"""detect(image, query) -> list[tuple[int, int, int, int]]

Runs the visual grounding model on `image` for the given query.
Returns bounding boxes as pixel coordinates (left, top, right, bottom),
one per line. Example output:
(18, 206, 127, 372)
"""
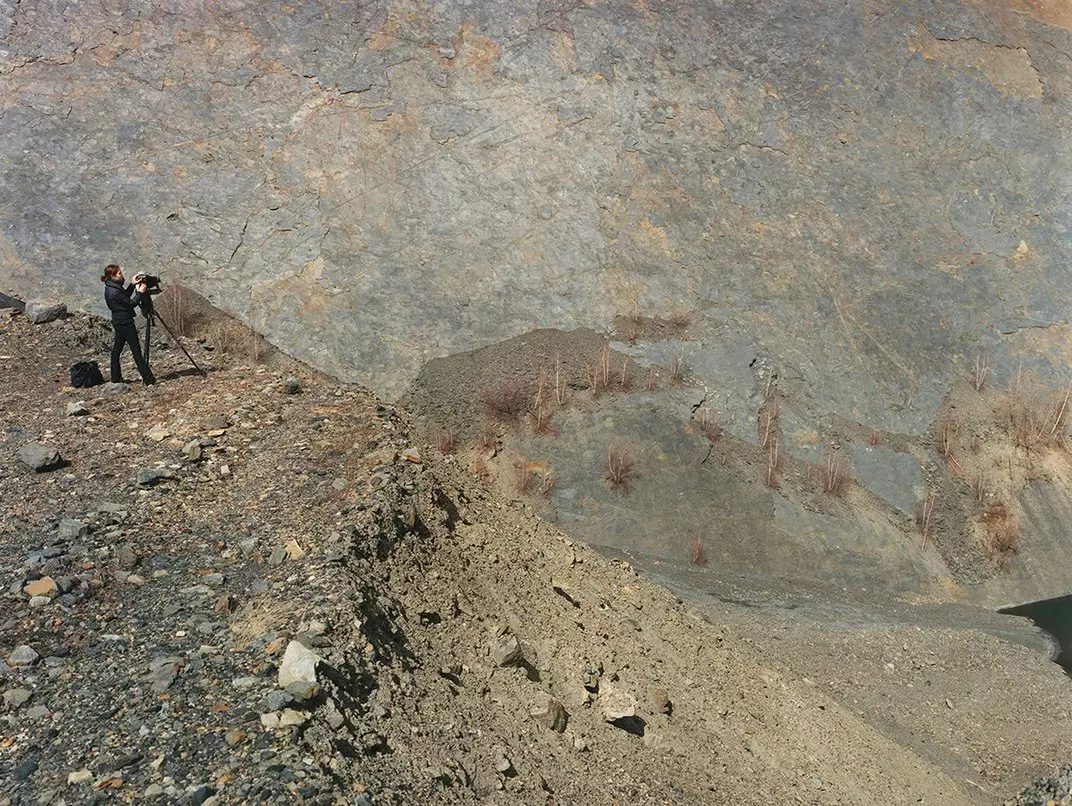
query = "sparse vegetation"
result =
(688, 536, 708, 566)
(815, 447, 851, 497)
(604, 446, 636, 493)
(983, 501, 1019, 568)
(973, 352, 991, 392)
(210, 318, 268, 363)
(936, 408, 962, 474)
(430, 424, 458, 454)
(669, 307, 693, 330)
(994, 372, 1072, 453)
(669, 354, 686, 386)
(693, 404, 723, 443)
(759, 379, 782, 488)
(516, 462, 555, 498)
(482, 380, 532, 423)
(154, 281, 195, 336)
(915, 493, 936, 549)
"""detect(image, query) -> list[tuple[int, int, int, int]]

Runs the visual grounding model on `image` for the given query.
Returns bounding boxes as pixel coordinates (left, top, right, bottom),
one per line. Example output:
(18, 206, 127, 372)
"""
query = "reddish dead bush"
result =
(693, 405, 723, 443)
(688, 536, 708, 566)
(604, 446, 636, 494)
(429, 424, 458, 454)
(983, 502, 1020, 569)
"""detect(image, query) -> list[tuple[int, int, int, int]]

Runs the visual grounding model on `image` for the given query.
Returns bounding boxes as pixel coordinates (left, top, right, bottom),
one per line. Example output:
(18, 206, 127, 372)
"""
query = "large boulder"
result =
(24, 301, 66, 324)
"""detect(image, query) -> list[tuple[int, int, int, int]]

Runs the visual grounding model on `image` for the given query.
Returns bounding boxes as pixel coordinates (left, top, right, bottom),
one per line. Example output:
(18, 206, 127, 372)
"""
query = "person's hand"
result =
(135, 282, 148, 294)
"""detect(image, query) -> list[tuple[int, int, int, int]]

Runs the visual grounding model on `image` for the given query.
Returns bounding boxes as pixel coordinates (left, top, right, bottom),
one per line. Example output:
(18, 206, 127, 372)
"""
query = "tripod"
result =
(141, 294, 207, 378)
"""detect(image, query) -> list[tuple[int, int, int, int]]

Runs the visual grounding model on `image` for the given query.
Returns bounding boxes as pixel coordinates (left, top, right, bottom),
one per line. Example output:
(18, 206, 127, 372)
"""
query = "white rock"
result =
(278, 640, 320, 689)
(67, 769, 93, 785)
(599, 683, 637, 722)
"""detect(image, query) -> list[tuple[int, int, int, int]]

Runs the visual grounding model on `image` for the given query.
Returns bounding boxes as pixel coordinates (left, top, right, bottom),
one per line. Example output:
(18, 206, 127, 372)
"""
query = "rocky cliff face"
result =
(5, 0, 1072, 606)
(3, 0, 1070, 406)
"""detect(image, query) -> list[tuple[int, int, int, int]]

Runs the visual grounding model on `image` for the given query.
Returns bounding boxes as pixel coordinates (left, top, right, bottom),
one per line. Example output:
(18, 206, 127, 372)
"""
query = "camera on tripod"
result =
(133, 272, 163, 295)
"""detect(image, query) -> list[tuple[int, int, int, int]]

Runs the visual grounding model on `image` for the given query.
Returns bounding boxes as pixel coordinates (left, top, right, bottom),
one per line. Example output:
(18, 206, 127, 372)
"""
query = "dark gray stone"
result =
(18, 443, 64, 472)
(24, 301, 65, 324)
(137, 468, 176, 487)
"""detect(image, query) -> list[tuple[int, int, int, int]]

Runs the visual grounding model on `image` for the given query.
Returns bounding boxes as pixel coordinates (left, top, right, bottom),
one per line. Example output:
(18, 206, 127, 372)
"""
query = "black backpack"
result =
(70, 361, 104, 388)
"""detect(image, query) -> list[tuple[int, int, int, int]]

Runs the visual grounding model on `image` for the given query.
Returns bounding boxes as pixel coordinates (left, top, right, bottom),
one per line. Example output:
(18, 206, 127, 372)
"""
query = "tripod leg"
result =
(144, 314, 152, 368)
(152, 310, 207, 376)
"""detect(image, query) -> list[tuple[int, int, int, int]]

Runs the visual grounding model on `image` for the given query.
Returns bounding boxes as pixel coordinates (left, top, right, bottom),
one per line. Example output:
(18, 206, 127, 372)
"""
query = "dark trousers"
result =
(110, 321, 153, 383)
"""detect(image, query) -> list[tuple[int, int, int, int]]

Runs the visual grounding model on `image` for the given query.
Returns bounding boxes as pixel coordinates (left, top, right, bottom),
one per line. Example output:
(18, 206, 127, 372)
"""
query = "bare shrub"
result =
(983, 502, 1019, 568)
(688, 536, 708, 566)
(970, 472, 992, 505)
(644, 367, 658, 391)
(995, 378, 1072, 452)
(764, 434, 782, 488)
(669, 355, 685, 386)
(618, 356, 631, 391)
(530, 371, 558, 436)
(815, 447, 851, 497)
(154, 282, 195, 336)
(693, 405, 723, 443)
(758, 380, 782, 488)
(478, 421, 500, 454)
(553, 355, 568, 406)
(973, 352, 991, 392)
(482, 380, 532, 423)
(604, 446, 636, 493)
(936, 409, 962, 474)
(429, 424, 458, 454)
(469, 455, 490, 480)
(915, 493, 936, 549)
(517, 462, 555, 498)
(669, 307, 693, 330)
(210, 320, 268, 362)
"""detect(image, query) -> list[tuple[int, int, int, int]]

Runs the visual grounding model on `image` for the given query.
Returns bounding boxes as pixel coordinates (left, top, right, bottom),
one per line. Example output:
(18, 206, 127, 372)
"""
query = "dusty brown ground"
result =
(0, 308, 1069, 805)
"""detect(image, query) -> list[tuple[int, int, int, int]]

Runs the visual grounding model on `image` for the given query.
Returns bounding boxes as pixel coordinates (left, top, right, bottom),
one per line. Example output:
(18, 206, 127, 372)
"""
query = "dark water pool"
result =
(1000, 595, 1072, 676)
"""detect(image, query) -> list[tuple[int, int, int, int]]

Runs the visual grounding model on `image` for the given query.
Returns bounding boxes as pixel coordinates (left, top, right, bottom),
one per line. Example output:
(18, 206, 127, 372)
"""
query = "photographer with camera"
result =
(101, 263, 156, 386)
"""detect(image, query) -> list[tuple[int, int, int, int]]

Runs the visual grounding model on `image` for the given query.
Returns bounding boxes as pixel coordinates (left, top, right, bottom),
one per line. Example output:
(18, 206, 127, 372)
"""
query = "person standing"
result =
(101, 263, 156, 385)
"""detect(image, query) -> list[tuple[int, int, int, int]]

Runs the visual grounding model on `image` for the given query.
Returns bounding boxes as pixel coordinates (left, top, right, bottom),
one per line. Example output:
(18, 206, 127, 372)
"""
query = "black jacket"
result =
(104, 279, 143, 326)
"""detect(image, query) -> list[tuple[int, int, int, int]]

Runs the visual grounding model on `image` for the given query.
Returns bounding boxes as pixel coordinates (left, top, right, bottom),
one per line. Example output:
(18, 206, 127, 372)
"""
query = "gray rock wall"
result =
(2, 0, 1070, 419)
